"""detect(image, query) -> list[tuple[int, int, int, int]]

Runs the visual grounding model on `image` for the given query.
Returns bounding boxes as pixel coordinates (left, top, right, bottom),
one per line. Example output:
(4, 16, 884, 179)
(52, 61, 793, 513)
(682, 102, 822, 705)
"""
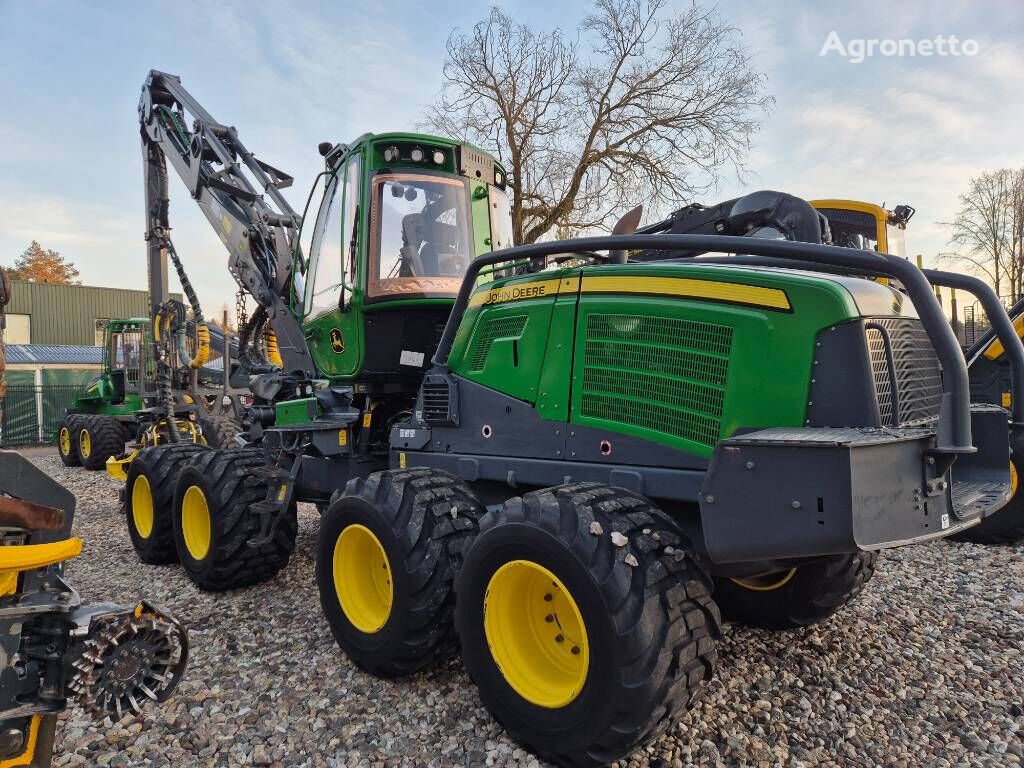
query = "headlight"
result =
(410, 147, 425, 163)
(383, 146, 400, 163)
(494, 170, 504, 186)
(432, 149, 445, 165)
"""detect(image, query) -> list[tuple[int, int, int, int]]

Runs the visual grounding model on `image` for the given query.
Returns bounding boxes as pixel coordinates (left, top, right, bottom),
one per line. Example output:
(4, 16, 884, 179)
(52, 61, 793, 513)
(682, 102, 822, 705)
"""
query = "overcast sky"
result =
(1, 0, 1022, 317)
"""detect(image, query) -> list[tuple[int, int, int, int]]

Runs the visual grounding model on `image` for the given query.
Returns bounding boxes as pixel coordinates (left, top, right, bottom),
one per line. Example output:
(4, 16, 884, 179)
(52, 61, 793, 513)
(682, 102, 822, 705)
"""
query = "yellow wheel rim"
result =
(484, 560, 590, 709)
(181, 485, 212, 561)
(131, 475, 155, 539)
(1010, 460, 1019, 498)
(730, 567, 798, 592)
(333, 524, 393, 633)
(59, 427, 71, 456)
(79, 428, 91, 458)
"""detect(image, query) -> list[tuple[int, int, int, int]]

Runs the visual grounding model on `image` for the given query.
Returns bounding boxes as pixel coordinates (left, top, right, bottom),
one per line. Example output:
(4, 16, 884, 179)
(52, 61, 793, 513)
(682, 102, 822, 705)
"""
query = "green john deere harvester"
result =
(121, 71, 1021, 767)
(56, 314, 243, 472)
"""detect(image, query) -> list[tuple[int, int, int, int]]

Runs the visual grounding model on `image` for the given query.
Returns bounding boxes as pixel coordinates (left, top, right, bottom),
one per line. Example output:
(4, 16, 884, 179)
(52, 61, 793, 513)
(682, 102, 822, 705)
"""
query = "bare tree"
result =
(424, 0, 772, 244)
(1008, 169, 1024, 300)
(941, 170, 1022, 299)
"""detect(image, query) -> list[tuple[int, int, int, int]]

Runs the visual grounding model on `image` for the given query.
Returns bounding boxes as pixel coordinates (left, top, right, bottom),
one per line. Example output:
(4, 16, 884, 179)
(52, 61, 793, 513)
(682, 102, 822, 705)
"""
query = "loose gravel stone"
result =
(35, 455, 1024, 767)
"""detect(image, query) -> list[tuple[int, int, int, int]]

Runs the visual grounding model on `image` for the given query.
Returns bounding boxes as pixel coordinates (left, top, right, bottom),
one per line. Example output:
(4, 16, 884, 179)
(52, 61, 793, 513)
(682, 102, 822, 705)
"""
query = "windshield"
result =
(368, 173, 473, 299)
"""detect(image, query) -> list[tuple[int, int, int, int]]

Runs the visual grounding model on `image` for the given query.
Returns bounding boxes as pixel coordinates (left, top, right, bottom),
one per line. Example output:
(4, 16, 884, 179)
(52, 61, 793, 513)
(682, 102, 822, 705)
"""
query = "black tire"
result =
(172, 450, 297, 591)
(125, 443, 210, 564)
(713, 552, 878, 630)
(455, 483, 720, 768)
(950, 452, 1024, 544)
(316, 468, 483, 678)
(76, 415, 126, 471)
(117, 420, 137, 445)
(197, 411, 243, 450)
(57, 415, 80, 467)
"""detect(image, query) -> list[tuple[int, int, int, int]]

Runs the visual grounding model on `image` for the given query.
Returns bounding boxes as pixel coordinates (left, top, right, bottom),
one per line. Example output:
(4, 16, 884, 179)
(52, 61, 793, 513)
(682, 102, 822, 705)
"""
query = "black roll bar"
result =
(966, 295, 1024, 362)
(432, 235, 973, 455)
(922, 269, 1024, 427)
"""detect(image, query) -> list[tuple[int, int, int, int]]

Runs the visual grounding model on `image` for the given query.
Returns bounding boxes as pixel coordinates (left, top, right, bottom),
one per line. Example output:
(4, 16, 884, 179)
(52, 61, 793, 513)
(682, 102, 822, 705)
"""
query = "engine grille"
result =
(467, 315, 528, 372)
(580, 314, 732, 448)
(865, 318, 943, 426)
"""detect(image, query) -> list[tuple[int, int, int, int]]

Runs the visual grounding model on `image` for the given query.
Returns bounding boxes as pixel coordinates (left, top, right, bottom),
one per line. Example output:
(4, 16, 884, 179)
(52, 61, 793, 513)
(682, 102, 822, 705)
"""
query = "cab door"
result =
(304, 154, 363, 377)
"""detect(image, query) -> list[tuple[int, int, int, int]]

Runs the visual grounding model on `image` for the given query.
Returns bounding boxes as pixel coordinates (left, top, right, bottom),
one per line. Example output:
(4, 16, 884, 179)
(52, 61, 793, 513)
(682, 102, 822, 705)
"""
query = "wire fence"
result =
(0, 384, 82, 447)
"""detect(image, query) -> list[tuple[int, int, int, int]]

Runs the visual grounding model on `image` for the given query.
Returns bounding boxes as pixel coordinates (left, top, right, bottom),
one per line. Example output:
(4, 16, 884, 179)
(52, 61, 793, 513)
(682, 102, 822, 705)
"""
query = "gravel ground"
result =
(35, 455, 1024, 768)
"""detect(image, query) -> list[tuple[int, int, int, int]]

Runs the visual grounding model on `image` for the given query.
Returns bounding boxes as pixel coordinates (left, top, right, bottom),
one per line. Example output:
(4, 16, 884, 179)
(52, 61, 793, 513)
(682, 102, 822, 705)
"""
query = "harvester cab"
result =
(810, 199, 915, 257)
(299, 136, 511, 385)
(75, 319, 148, 413)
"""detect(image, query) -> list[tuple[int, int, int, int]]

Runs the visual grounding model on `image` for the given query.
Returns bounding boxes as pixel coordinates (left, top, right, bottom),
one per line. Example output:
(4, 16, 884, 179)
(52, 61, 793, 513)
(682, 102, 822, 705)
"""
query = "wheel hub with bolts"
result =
(333, 523, 394, 634)
(483, 559, 589, 709)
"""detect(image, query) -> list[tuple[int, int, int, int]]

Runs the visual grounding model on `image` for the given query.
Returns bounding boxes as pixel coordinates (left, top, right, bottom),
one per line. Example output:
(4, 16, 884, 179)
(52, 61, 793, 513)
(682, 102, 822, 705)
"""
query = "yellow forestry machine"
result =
(0, 268, 188, 766)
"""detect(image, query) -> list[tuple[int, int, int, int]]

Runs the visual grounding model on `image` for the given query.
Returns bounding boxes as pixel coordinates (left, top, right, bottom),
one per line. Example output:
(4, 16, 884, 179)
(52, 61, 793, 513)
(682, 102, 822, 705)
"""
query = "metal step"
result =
(951, 480, 1011, 520)
(726, 426, 933, 447)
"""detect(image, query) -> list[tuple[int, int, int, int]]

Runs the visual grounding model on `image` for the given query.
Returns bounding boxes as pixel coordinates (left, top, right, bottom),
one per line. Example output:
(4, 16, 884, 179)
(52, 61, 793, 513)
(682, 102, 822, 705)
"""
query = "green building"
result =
(3, 279, 172, 346)
(0, 280, 178, 446)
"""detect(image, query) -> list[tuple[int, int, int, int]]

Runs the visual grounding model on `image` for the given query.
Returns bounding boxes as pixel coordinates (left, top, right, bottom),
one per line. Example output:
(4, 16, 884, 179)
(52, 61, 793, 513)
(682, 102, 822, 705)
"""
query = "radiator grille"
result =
(421, 379, 454, 425)
(467, 315, 528, 372)
(580, 314, 732, 447)
(865, 318, 943, 426)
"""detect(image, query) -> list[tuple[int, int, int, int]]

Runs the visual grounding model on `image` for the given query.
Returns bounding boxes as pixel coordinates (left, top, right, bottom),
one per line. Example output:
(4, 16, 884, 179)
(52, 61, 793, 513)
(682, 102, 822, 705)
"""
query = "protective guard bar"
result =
(432, 235, 973, 455)
(921, 269, 1024, 427)
(966, 294, 1024, 362)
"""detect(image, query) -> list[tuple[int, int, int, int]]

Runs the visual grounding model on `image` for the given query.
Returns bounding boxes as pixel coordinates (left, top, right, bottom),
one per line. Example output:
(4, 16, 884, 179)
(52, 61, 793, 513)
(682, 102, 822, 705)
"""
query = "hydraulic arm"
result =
(138, 70, 314, 378)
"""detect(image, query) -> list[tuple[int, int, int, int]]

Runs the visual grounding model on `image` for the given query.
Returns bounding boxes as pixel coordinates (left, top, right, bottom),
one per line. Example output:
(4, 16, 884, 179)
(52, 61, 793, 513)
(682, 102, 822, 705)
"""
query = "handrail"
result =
(431, 235, 972, 455)
(922, 269, 1024, 427)
(965, 295, 1024, 361)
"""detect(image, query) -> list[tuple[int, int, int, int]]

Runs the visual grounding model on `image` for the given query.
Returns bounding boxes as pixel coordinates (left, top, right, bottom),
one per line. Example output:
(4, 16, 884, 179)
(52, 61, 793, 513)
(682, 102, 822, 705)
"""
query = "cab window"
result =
(305, 155, 361, 319)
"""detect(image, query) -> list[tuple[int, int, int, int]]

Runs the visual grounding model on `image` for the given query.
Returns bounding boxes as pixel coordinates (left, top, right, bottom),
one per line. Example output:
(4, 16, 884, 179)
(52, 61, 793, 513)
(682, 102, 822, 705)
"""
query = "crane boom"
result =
(138, 69, 314, 377)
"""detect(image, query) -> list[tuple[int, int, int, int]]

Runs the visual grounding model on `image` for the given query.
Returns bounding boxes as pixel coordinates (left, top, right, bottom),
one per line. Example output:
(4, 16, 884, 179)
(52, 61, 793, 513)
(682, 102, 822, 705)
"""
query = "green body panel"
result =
(306, 307, 362, 377)
(72, 377, 144, 417)
(458, 298, 556, 403)
(449, 264, 882, 459)
(535, 293, 579, 421)
(470, 181, 492, 255)
(299, 132, 508, 384)
(276, 397, 320, 426)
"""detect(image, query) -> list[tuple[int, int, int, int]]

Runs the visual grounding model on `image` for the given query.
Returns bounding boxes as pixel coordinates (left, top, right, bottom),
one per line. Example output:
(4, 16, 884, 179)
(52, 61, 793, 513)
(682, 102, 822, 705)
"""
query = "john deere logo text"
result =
(482, 284, 548, 305)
